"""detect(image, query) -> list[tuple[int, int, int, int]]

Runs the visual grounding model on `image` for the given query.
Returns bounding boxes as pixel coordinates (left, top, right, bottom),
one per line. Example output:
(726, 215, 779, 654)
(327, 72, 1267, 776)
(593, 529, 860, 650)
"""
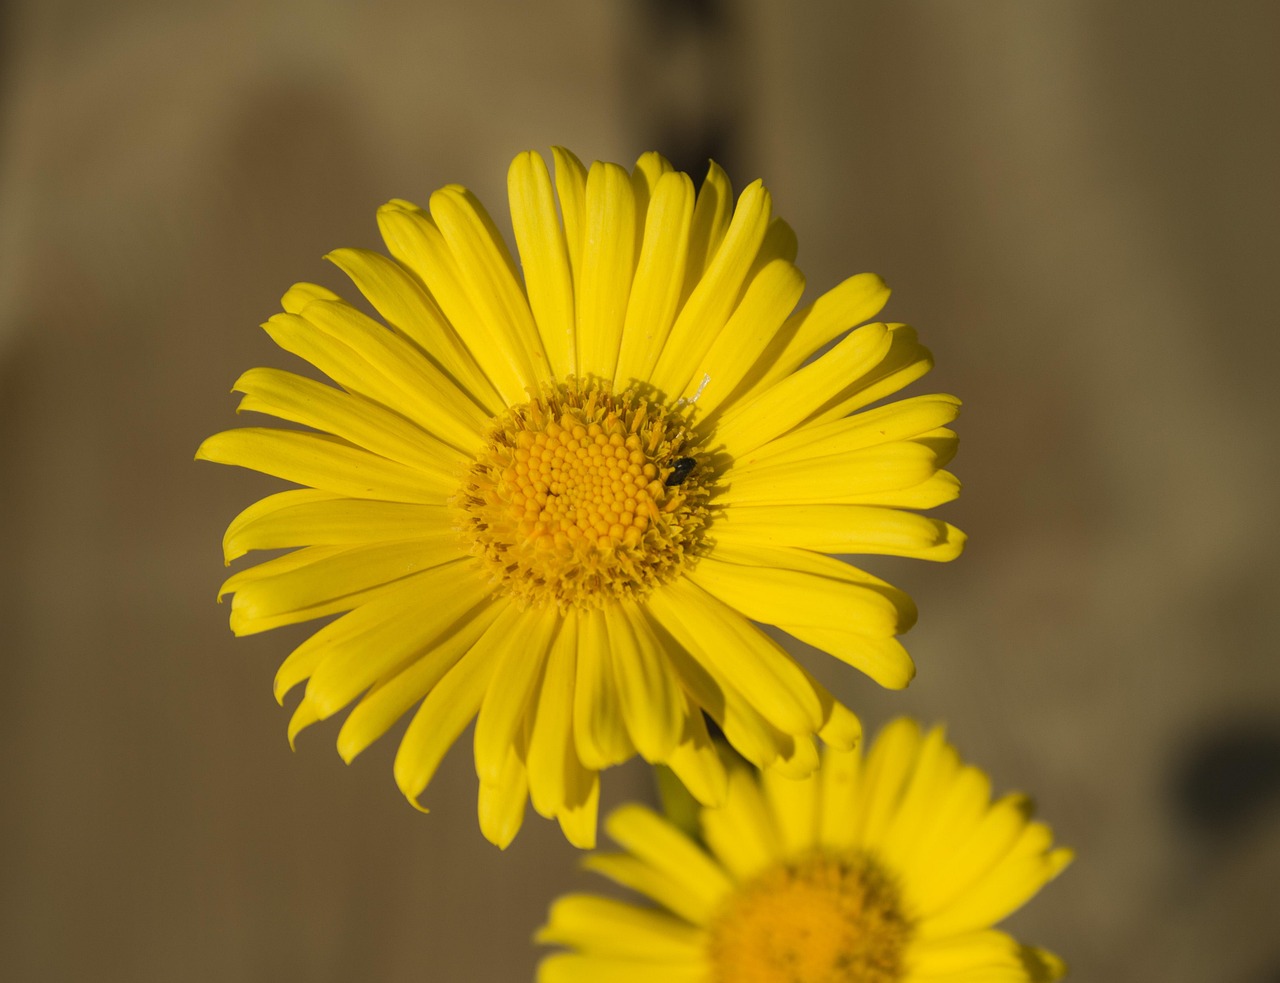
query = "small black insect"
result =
(665, 457, 697, 486)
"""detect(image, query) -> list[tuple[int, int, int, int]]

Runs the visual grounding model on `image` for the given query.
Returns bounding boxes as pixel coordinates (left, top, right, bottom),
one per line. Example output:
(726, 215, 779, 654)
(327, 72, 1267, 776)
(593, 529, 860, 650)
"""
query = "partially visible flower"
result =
(197, 148, 963, 848)
(538, 719, 1071, 982)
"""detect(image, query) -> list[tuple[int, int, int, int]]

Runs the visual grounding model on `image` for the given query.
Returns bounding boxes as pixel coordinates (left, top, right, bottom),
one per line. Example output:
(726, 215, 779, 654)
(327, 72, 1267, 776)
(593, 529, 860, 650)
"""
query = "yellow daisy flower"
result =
(197, 148, 964, 848)
(538, 719, 1072, 983)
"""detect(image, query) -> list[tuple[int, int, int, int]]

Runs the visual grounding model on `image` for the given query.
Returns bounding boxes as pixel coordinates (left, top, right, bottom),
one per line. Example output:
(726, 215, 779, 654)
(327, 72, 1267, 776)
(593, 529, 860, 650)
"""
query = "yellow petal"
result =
(817, 745, 864, 850)
(526, 614, 580, 819)
(604, 804, 734, 921)
(430, 183, 549, 384)
(508, 150, 577, 380)
(803, 322, 933, 428)
(376, 199, 531, 405)
(679, 160, 733, 305)
(478, 744, 530, 849)
(650, 180, 771, 398)
(197, 428, 449, 504)
(848, 717, 922, 849)
(324, 246, 503, 414)
(393, 601, 523, 804)
(537, 954, 705, 983)
(645, 579, 823, 736)
(302, 561, 492, 718)
(736, 271, 890, 402)
(537, 893, 703, 960)
(222, 494, 451, 563)
(762, 760, 820, 855)
(713, 321, 892, 458)
(575, 161, 636, 381)
(473, 603, 560, 784)
(681, 256, 805, 417)
(712, 503, 965, 563)
(614, 170, 695, 387)
(296, 298, 491, 454)
(551, 147, 589, 285)
(700, 765, 781, 881)
(664, 705, 729, 808)
(336, 603, 501, 763)
(573, 606, 636, 770)
(604, 603, 685, 762)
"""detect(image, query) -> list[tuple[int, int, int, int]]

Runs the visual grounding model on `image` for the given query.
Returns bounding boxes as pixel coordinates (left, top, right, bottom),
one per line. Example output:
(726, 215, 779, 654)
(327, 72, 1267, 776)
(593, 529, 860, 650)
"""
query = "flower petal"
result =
(508, 150, 577, 380)
(324, 246, 503, 414)
(614, 170, 695, 387)
(576, 161, 636, 381)
(196, 428, 450, 504)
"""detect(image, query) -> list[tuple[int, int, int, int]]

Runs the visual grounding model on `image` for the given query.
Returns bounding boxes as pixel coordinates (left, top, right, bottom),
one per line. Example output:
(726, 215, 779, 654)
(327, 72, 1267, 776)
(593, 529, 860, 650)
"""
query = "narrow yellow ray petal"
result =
(896, 764, 994, 896)
(736, 393, 961, 471)
(817, 745, 864, 849)
(604, 603, 685, 762)
(847, 717, 922, 849)
(478, 745, 530, 849)
(223, 496, 452, 563)
(909, 793, 1037, 917)
(280, 281, 340, 313)
(736, 271, 891, 402)
(604, 804, 735, 920)
(324, 246, 503, 414)
(302, 561, 492, 718)
(803, 323, 934, 428)
(286, 694, 322, 749)
(245, 563, 432, 641)
(224, 538, 464, 622)
(643, 603, 791, 768)
(508, 150, 577, 380)
(906, 930, 1029, 977)
(393, 601, 524, 804)
(430, 184, 549, 384)
(713, 321, 892, 458)
(473, 603, 560, 784)
(920, 835, 1073, 939)
(681, 256, 805, 417)
(376, 200, 531, 404)
(556, 767, 600, 850)
(614, 169, 694, 386)
(573, 606, 636, 770)
(527, 613, 580, 819)
(537, 894, 703, 960)
(581, 853, 714, 928)
(628, 150, 673, 258)
(680, 160, 733, 305)
(196, 428, 450, 504)
(552, 147, 589, 290)
(763, 760, 820, 855)
(877, 726, 961, 870)
(576, 161, 636, 381)
(719, 440, 946, 507)
(650, 180, 771, 398)
(686, 553, 902, 639)
(664, 703, 729, 808)
(297, 298, 490, 454)
(712, 504, 965, 563)
(700, 765, 782, 881)
(336, 602, 501, 763)
(232, 367, 464, 478)
(645, 579, 823, 736)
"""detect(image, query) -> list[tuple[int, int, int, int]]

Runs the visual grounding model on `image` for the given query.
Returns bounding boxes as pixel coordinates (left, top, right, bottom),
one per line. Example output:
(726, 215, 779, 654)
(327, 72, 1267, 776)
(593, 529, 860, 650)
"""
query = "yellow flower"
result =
(538, 719, 1072, 983)
(196, 148, 963, 848)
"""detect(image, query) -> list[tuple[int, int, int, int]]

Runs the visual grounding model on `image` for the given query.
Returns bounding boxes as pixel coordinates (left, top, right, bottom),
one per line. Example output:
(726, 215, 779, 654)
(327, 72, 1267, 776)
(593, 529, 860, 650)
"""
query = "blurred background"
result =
(2, 1, 1278, 980)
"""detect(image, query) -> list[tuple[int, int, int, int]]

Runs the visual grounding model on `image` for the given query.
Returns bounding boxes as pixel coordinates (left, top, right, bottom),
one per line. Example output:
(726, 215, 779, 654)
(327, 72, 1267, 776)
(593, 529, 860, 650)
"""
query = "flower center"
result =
(707, 852, 912, 983)
(457, 380, 711, 609)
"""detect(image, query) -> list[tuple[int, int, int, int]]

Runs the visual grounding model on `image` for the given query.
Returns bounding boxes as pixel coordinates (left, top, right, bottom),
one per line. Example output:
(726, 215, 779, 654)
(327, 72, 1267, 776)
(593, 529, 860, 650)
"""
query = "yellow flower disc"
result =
(458, 380, 711, 609)
(707, 851, 911, 983)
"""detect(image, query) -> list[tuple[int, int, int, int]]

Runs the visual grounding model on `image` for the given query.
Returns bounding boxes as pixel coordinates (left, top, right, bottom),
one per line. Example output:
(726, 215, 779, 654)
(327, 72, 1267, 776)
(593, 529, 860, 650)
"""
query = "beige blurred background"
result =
(3, 1, 1278, 980)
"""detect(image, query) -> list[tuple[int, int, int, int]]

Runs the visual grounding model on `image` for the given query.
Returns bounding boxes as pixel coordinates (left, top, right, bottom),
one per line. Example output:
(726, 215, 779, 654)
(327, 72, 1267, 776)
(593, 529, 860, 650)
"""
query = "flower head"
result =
(538, 719, 1072, 982)
(197, 149, 963, 847)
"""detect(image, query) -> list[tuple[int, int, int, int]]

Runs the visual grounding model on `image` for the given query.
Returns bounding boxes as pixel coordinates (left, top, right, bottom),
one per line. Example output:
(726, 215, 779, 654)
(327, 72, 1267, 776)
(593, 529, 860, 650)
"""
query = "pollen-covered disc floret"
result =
(457, 380, 711, 608)
(708, 852, 910, 983)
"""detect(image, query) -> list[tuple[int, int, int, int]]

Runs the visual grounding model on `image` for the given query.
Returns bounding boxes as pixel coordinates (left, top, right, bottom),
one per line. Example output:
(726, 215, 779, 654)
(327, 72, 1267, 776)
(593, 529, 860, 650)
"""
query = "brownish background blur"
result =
(3, 1, 1278, 980)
